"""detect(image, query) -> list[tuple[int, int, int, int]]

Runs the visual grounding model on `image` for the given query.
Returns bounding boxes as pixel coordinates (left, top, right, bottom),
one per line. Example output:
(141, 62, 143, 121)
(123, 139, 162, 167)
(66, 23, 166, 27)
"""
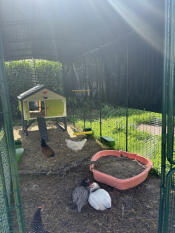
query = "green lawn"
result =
(0, 129, 4, 140)
(75, 108, 162, 174)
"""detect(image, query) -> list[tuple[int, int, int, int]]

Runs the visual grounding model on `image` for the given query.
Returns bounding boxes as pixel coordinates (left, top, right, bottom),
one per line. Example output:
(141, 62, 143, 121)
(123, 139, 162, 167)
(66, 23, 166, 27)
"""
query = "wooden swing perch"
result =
(73, 130, 93, 136)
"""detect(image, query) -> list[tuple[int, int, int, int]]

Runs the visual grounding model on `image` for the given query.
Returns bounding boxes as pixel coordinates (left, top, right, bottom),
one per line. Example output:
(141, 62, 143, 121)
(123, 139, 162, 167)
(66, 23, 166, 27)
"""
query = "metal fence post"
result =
(0, 148, 11, 232)
(158, 0, 175, 232)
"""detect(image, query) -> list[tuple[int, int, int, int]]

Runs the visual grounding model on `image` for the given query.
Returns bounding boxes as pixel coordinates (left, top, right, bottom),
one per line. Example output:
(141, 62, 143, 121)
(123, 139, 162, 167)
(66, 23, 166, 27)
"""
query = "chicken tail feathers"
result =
(77, 205, 82, 212)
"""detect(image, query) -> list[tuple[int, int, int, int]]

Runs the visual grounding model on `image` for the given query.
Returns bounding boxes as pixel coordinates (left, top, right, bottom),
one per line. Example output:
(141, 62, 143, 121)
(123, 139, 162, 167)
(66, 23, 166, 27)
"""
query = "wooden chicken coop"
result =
(17, 84, 67, 135)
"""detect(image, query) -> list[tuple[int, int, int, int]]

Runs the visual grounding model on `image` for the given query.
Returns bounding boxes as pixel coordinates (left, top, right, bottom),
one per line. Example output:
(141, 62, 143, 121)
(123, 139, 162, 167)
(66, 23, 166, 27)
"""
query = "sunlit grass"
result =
(75, 107, 162, 174)
(0, 129, 4, 140)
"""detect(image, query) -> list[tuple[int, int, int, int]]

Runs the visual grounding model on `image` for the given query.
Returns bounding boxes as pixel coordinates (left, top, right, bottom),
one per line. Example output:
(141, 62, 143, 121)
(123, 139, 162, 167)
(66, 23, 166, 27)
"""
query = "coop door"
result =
(23, 101, 30, 120)
(45, 99, 64, 117)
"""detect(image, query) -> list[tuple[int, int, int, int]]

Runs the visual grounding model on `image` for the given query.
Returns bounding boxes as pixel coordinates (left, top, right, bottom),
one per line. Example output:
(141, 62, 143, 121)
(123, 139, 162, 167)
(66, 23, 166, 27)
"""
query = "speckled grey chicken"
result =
(72, 178, 90, 212)
(30, 206, 49, 233)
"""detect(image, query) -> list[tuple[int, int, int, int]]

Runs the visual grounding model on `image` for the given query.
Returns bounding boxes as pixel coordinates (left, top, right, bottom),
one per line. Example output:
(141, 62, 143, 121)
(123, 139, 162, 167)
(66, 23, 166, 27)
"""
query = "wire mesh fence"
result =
(0, 94, 168, 233)
(168, 177, 175, 233)
(0, 130, 11, 233)
(0, 76, 169, 233)
(0, 105, 19, 233)
(70, 103, 162, 174)
(0, 90, 11, 233)
(161, 169, 175, 233)
(0, 129, 11, 204)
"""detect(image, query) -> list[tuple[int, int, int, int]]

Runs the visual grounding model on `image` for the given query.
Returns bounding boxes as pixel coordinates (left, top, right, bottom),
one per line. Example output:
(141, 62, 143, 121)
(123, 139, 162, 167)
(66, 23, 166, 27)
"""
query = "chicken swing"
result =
(71, 89, 93, 136)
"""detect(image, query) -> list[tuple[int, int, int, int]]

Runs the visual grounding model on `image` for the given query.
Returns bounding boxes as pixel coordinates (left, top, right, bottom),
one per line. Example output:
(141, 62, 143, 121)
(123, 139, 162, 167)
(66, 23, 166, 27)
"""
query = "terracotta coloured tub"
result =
(90, 150, 152, 190)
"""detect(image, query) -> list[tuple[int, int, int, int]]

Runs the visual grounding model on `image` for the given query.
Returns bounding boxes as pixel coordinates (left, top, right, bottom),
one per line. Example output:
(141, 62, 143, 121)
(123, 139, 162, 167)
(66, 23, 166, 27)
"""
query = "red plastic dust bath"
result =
(90, 150, 152, 190)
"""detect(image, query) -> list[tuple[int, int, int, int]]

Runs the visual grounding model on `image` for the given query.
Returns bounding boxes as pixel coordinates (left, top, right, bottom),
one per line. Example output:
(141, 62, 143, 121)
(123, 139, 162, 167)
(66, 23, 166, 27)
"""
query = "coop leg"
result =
(23, 120, 28, 136)
(64, 117, 67, 131)
(21, 101, 28, 136)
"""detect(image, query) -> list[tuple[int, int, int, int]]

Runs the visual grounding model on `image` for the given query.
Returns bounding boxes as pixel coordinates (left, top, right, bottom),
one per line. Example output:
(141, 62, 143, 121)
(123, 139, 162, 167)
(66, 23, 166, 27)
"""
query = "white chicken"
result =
(88, 182, 111, 211)
(65, 139, 87, 152)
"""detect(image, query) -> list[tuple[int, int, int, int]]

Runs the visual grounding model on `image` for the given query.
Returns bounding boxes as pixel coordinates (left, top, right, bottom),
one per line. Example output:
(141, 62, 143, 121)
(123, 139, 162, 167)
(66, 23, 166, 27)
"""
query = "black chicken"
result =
(30, 206, 49, 233)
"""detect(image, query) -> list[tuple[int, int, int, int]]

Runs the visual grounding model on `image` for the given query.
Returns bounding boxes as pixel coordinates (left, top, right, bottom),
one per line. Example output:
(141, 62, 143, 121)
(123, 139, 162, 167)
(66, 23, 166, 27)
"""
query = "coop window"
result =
(29, 101, 45, 112)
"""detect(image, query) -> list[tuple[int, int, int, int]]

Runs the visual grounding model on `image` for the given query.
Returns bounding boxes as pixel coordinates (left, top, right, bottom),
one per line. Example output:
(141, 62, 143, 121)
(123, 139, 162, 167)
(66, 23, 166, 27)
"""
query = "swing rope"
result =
(31, 59, 39, 86)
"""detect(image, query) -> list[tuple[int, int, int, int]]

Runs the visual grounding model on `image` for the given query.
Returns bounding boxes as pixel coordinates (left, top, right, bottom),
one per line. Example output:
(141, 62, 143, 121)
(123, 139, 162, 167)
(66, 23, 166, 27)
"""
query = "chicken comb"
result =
(38, 206, 42, 209)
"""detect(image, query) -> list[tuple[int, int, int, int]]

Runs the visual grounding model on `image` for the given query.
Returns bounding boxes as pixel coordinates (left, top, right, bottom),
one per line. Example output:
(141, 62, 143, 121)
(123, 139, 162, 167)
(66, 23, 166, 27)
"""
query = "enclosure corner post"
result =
(99, 105, 102, 137)
(125, 37, 129, 152)
(158, 0, 175, 232)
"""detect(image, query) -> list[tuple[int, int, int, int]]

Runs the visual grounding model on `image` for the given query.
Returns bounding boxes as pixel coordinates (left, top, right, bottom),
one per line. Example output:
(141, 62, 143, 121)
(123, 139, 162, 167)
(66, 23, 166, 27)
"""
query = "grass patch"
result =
(75, 106, 162, 175)
(0, 129, 4, 140)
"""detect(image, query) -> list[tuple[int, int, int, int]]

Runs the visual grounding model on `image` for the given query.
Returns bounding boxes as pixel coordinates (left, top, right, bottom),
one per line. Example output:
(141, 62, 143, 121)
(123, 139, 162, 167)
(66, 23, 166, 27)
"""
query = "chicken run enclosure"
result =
(0, 0, 175, 232)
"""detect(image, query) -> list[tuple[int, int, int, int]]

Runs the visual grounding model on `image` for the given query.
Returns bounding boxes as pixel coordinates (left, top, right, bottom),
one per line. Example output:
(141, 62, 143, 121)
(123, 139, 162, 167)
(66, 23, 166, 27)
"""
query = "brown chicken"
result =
(40, 139, 55, 157)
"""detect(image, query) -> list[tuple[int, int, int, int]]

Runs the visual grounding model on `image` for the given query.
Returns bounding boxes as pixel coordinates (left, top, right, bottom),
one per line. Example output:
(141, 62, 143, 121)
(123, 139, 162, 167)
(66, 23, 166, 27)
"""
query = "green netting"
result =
(0, 192, 10, 233)
(167, 174, 175, 233)
(0, 129, 11, 204)
(1, 0, 164, 63)
(0, 129, 10, 233)
(161, 169, 175, 233)
(0, 0, 173, 232)
(72, 104, 162, 174)
(158, 0, 175, 232)
(0, 32, 26, 232)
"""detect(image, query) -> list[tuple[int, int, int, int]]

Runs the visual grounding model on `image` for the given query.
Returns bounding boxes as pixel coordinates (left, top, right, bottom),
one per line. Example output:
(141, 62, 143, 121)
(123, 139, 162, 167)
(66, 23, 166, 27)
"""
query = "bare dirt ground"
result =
(14, 122, 102, 172)
(95, 156, 145, 179)
(14, 121, 160, 233)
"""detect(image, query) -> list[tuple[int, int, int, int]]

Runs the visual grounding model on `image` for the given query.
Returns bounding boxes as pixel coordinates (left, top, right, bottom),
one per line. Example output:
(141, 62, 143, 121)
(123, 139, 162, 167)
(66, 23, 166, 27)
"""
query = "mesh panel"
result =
(0, 190, 10, 233)
(0, 129, 11, 203)
(72, 104, 162, 173)
(167, 172, 175, 233)
(0, 129, 10, 233)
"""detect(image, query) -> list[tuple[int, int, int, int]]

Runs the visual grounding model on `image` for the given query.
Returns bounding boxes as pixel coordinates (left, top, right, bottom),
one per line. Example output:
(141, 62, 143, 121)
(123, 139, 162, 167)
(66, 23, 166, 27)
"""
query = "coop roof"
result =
(1, 0, 164, 63)
(17, 85, 63, 100)
(17, 85, 44, 100)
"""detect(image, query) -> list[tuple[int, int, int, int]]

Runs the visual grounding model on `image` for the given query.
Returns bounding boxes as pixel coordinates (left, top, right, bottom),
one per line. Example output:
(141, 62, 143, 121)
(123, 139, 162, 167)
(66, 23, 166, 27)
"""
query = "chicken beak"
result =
(89, 183, 94, 188)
